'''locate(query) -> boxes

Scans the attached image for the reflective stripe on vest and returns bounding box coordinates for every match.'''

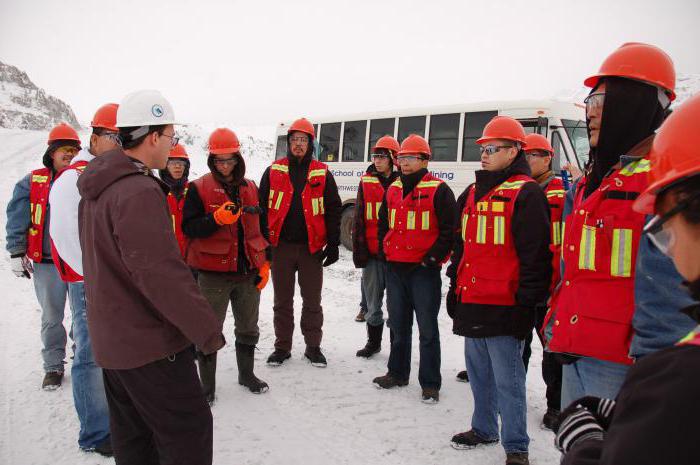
[611,228,633,277]
[578,225,597,271]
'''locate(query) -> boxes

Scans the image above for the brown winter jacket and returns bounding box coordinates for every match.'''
[77,148,225,369]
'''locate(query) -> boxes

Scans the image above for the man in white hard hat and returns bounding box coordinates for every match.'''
[77,89,225,465]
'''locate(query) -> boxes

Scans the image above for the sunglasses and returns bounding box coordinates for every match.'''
[479,145,513,155]
[56,146,80,156]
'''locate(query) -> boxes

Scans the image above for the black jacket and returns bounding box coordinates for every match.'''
[352,164,399,267]
[258,152,342,249]
[447,152,552,339]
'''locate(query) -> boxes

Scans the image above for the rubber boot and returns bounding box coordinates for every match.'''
[236,342,269,394]
[196,350,217,405]
[356,323,383,358]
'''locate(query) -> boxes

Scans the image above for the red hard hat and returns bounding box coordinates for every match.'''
[524,133,554,155]
[208,128,241,155]
[90,103,119,131]
[634,93,700,214]
[584,42,676,101]
[47,123,80,144]
[372,135,400,154]
[169,143,189,159]
[398,134,431,158]
[287,118,315,139]
[476,116,527,145]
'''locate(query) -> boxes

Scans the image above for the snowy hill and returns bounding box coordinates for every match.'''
[0,61,81,131]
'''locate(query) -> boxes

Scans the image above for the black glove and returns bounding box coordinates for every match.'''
[554,405,604,454]
[320,245,339,267]
[571,396,616,430]
[352,250,369,269]
[446,282,457,319]
[421,254,439,268]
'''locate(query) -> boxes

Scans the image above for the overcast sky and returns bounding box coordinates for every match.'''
[1,0,698,126]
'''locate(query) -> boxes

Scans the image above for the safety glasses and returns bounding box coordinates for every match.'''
[525,151,550,159]
[396,155,424,163]
[212,157,237,166]
[644,191,700,255]
[56,146,80,156]
[167,160,187,168]
[479,145,513,156]
[290,136,309,144]
[584,92,606,113]
[371,153,390,160]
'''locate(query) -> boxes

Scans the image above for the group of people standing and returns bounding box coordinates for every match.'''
[5,40,700,465]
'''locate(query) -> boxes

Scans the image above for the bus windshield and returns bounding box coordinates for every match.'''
[562,119,590,167]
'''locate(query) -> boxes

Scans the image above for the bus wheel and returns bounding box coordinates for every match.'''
[340,205,355,251]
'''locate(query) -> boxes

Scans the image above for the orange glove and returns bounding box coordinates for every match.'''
[255,261,270,290]
[213,201,241,225]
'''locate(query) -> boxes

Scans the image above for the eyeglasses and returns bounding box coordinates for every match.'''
[396,155,424,163]
[584,92,605,113]
[290,136,309,144]
[160,132,180,147]
[56,146,80,156]
[212,157,237,166]
[525,151,551,159]
[371,153,390,160]
[643,191,700,255]
[479,145,513,155]
[167,160,187,168]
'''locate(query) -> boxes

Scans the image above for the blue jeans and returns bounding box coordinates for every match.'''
[561,356,629,409]
[386,264,441,389]
[362,258,387,327]
[465,336,529,454]
[68,282,111,449]
[33,262,68,372]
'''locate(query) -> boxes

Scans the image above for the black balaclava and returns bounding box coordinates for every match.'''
[584,77,666,198]
[158,158,190,199]
[42,139,81,171]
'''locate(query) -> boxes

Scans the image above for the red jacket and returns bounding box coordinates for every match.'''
[544,176,565,291]
[166,182,189,258]
[455,175,534,306]
[186,174,268,272]
[359,174,386,255]
[266,158,328,253]
[27,168,52,263]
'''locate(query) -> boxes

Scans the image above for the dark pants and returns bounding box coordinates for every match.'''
[271,241,324,351]
[522,306,562,410]
[103,348,213,465]
[386,263,442,390]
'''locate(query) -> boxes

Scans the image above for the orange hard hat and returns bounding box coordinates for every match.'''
[169,143,189,159]
[476,116,527,145]
[90,103,119,131]
[372,135,400,154]
[47,123,80,144]
[398,134,431,158]
[634,93,700,214]
[584,42,676,101]
[524,133,554,155]
[208,128,241,155]
[287,118,315,139]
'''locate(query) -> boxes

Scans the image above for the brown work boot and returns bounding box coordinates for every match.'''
[372,373,408,389]
[355,308,367,322]
[41,371,64,390]
[421,388,439,404]
[505,452,529,465]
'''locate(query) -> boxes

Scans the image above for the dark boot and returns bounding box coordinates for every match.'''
[235,342,269,394]
[372,373,408,389]
[456,370,469,383]
[196,350,217,405]
[356,323,383,358]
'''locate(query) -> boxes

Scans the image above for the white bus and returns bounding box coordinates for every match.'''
[274,99,589,250]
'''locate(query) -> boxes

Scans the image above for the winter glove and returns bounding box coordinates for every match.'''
[421,254,439,268]
[213,201,241,226]
[570,396,616,430]
[254,261,270,290]
[320,245,339,267]
[10,254,32,279]
[554,405,604,454]
[446,281,457,319]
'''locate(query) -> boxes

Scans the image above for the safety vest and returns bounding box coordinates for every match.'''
[383,173,443,263]
[166,182,189,258]
[267,158,328,254]
[359,174,387,256]
[677,326,700,347]
[545,177,566,291]
[547,158,650,365]
[186,174,268,272]
[455,175,535,305]
[27,168,53,263]
[49,160,88,282]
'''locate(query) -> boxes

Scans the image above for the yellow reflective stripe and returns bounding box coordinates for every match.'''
[421,211,430,230]
[561,222,567,259]
[390,179,403,188]
[31,175,49,183]
[493,216,505,245]
[552,221,562,246]
[578,225,597,270]
[309,169,326,178]
[461,213,468,241]
[319,197,325,214]
[172,214,176,233]
[611,228,633,277]
[406,210,416,230]
[417,180,441,188]
[477,201,489,212]
[312,198,320,215]
[375,202,381,219]
[547,190,565,198]
[268,189,275,208]
[476,215,487,244]
[274,191,284,210]
[362,177,380,184]
[389,209,396,229]
[491,201,505,213]
[34,204,43,225]
[498,180,526,190]
[271,164,289,173]
[366,203,373,220]
[619,159,650,177]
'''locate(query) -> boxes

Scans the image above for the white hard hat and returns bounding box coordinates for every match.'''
[116,89,181,128]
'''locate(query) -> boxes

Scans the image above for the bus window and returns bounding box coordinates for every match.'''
[519,117,548,137]
[462,111,497,161]
[369,118,395,156]
[398,115,426,142]
[562,119,590,167]
[342,120,367,162]
[551,131,564,172]
[429,113,459,161]
[318,122,341,162]
[276,135,287,159]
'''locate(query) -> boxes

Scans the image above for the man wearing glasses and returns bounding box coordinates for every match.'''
[259,118,342,367]
[182,127,270,400]
[373,134,456,404]
[447,117,551,465]
[352,135,400,358]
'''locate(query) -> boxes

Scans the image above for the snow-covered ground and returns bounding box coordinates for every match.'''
[0,127,560,465]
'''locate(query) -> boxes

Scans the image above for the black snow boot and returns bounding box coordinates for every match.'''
[196,350,217,405]
[235,342,269,394]
[541,407,560,431]
[267,349,291,366]
[304,346,327,367]
[456,370,469,383]
[356,323,383,358]
[373,373,408,389]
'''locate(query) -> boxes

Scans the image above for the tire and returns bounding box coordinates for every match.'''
[340,205,355,251]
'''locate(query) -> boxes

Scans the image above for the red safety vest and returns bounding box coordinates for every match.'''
[166,182,189,258]
[455,175,535,306]
[49,160,88,282]
[266,158,328,254]
[186,174,268,272]
[359,174,387,256]
[27,168,53,263]
[383,173,443,264]
[547,158,650,365]
[545,177,566,291]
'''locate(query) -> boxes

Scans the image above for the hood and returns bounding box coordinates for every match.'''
[77,148,151,201]
[42,139,82,170]
[474,150,532,201]
[158,158,190,196]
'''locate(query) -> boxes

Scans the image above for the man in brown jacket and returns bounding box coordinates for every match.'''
[78,89,225,465]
